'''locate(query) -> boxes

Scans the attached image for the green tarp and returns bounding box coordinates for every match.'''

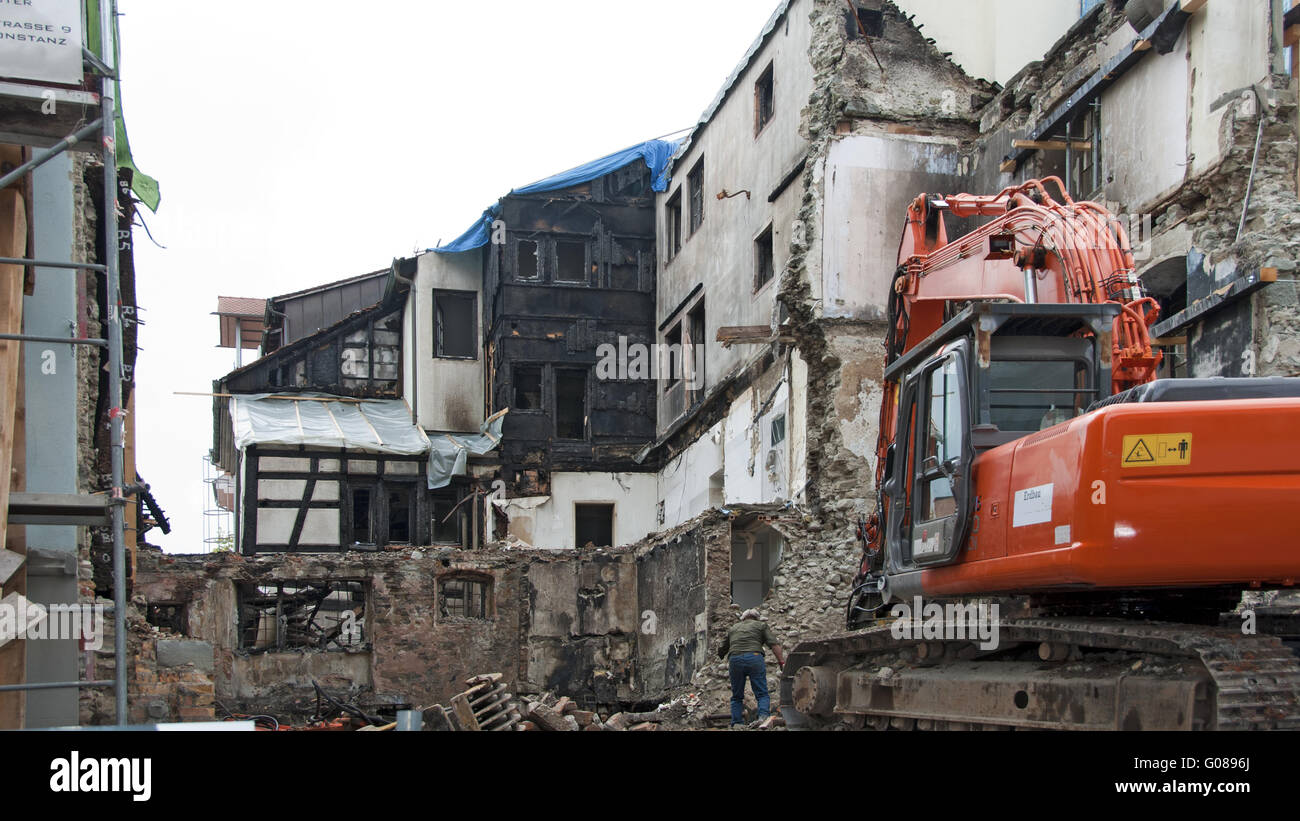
[84,0,160,211]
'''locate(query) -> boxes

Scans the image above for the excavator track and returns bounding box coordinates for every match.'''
[781,618,1300,730]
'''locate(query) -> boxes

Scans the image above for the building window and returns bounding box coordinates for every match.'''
[514,365,543,411]
[688,159,705,235]
[771,413,787,446]
[575,503,615,548]
[845,5,884,38]
[431,493,465,546]
[555,369,588,440]
[238,581,366,653]
[145,603,187,636]
[667,189,683,259]
[350,486,373,545]
[755,225,775,291]
[663,323,683,392]
[440,576,493,620]
[388,486,412,544]
[517,239,539,280]
[755,62,775,136]
[555,239,588,283]
[434,290,477,359]
[687,300,706,402]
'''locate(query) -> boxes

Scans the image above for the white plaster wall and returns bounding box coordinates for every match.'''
[655,0,814,432]
[897,0,1080,85]
[822,134,963,320]
[410,249,485,433]
[500,472,658,549]
[789,350,809,505]
[1186,0,1271,177]
[1099,23,1190,211]
[657,421,724,530]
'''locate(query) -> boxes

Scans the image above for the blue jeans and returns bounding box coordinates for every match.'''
[729,653,769,725]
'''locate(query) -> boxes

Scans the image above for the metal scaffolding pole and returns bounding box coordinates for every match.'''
[99,0,129,726]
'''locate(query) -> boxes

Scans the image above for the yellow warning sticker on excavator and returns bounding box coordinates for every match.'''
[1121,433,1193,468]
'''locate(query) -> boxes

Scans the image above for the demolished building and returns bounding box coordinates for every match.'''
[132,0,1300,726]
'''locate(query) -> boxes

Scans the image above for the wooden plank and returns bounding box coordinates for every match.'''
[0,548,22,585]
[7,492,111,526]
[1012,139,1093,151]
[0,173,28,564]
[1180,0,1208,14]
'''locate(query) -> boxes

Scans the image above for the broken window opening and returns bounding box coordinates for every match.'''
[667,190,683,259]
[555,369,588,440]
[663,323,683,393]
[555,240,588,284]
[439,575,493,620]
[514,365,543,411]
[755,224,775,291]
[146,603,187,636]
[688,159,705,236]
[431,492,466,546]
[350,486,373,545]
[238,580,366,653]
[731,528,784,609]
[388,485,413,544]
[434,290,478,360]
[575,503,615,548]
[755,62,775,136]
[517,239,540,281]
[687,300,706,403]
[845,6,884,39]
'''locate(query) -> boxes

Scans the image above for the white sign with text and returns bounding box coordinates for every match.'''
[0,0,84,85]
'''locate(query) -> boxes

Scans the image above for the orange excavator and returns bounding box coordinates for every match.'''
[782,179,1300,730]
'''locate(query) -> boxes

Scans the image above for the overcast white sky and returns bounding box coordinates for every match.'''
[119,0,783,552]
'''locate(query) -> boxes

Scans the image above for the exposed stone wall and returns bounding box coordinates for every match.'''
[130,531,728,721]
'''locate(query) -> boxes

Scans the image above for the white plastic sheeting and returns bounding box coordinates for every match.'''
[231,395,431,456]
[427,410,507,489]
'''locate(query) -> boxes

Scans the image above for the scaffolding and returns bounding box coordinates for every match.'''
[0,0,131,724]
[202,455,235,553]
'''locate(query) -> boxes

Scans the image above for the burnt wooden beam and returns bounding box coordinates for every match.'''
[8,493,110,527]
[716,325,796,347]
[1150,268,1277,338]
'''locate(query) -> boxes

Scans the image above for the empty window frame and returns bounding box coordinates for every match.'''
[755,225,775,291]
[755,62,775,135]
[439,576,493,620]
[663,323,683,392]
[238,581,366,653]
[516,238,540,281]
[340,313,402,389]
[555,369,588,440]
[574,503,615,548]
[845,5,884,38]
[349,486,374,545]
[687,300,706,400]
[388,485,413,544]
[514,364,543,411]
[688,159,705,235]
[771,413,787,446]
[434,290,477,359]
[555,239,588,284]
[431,492,466,546]
[667,189,683,259]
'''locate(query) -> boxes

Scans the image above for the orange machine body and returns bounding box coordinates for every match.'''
[916,397,1300,597]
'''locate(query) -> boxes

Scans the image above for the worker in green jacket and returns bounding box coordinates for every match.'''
[718,608,786,727]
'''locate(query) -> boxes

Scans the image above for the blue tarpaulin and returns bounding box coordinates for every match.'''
[432,139,680,255]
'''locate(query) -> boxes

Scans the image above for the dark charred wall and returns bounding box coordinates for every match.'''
[222,304,403,400]
[485,165,659,492]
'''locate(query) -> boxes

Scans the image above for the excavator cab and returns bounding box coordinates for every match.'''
[880,302,1120,579]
